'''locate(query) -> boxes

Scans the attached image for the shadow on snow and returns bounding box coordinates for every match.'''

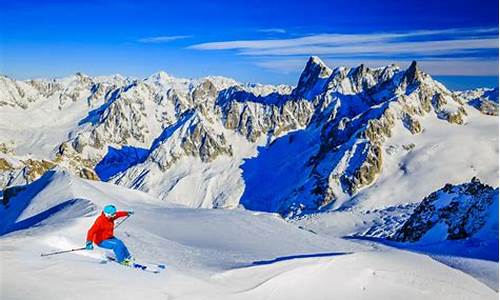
[0,171,94,236]
[346,235,499,262]
[250,252,351,266]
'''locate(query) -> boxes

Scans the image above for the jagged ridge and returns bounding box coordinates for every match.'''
[0,57,497,213]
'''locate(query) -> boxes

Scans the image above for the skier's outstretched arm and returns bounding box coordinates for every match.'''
[112,210,134,220]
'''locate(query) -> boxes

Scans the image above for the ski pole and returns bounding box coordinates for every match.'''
[115,215,130,229]
[40,247,86,257]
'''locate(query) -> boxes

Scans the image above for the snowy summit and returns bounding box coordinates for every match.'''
[0,56,498,299]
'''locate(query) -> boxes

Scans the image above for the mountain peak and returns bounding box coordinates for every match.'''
[350,63,368,78]
[392,178,497,242]
[72,72,92,81]
[148,71,174,82]
[308,55,326,66]
[293,56,333,99]
[304,56,331,76]
[403,60,422,84]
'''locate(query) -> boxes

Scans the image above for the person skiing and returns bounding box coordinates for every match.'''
[85,204,135,266]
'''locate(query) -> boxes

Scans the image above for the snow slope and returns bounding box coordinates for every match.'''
[0,57,498,299]
[346,104,498,210]
[111,111,262,209]
[1,169,497,299]
[291,178,499,291]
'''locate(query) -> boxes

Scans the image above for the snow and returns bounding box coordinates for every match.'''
[456,88,499,104]
[430,255,499,292]
[211,250,495,300]
[0,94,90,158]
[1,60,498,299]
[419,222,449,243]
[112,109,265,209]
[0,169,497,299]
[348,104,498,210]
[240,125,322,212]
[0,74,132,159]
[1,63,497,214]
[476,192,499,240]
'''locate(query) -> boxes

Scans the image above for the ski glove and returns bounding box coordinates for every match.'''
[128,210,134,216]
[85,241,93,250]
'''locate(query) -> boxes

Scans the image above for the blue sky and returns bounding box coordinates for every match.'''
[0,0,498,89]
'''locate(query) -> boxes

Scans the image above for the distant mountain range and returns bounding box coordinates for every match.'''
[0,57,498,219]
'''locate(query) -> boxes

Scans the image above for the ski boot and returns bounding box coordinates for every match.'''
[120,257,135,267]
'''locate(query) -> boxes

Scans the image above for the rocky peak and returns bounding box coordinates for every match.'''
[125,110,232,174]
[148,71,173,82]
[456,88,499,116]
[74,72,86,78]
[192,78,218,104]
[346,63,378,93]
[351,64,367,78]
[392,178,498,242]
[1,57,496,214]
[293,56,333,100]
[402,60,422,86]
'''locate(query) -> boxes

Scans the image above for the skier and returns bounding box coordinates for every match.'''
[85,204,135,266]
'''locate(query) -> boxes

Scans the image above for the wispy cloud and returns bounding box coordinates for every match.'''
[238,38,497,56]
[255,57,499,76]
[188,27,498,75]
[258,28,287,34]
[138,35,191,43]
[189,27,497,52]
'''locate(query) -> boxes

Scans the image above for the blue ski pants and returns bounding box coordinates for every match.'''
[98,237,131,262]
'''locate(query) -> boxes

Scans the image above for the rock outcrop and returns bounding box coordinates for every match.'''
[456,87,499,116]
[392,178,498,242]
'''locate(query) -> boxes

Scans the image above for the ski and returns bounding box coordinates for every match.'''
[143,261,167,270]
[104,256,165,273]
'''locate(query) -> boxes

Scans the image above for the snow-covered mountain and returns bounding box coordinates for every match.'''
[0,57,498,216]
[0,57,498,298]
[392,177,498,242]
[455,87,499,116]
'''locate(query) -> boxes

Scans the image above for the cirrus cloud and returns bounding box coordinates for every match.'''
[138,35,191,43]
[188,27,499,75]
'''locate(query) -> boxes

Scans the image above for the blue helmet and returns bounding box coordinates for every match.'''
[103,204,116,217]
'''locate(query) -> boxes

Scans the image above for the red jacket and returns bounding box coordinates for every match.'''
[86,211,129,244]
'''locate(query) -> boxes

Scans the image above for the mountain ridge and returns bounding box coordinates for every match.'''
[0,57,498,215]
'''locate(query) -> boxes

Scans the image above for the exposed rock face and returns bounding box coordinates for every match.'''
[273,59,471,214]
[477,100,499,116]
[54,142,101,181]
[1,185,26,206]
[456,88,499,116]
[216,87,313,142]
[0,73,128,109]
[20,159,57,182]
[0,155,61,189]
[402,113,422,134]
[0,158,12,172]
[432,93,468,124]
[293,56,333,100]
[0,143,15,155]
[0,74,131,186]
[392,178,498,242]
[0,57,496,212]
[143,110,234,172]
[180,118,232,163]
[56,74,303,180]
